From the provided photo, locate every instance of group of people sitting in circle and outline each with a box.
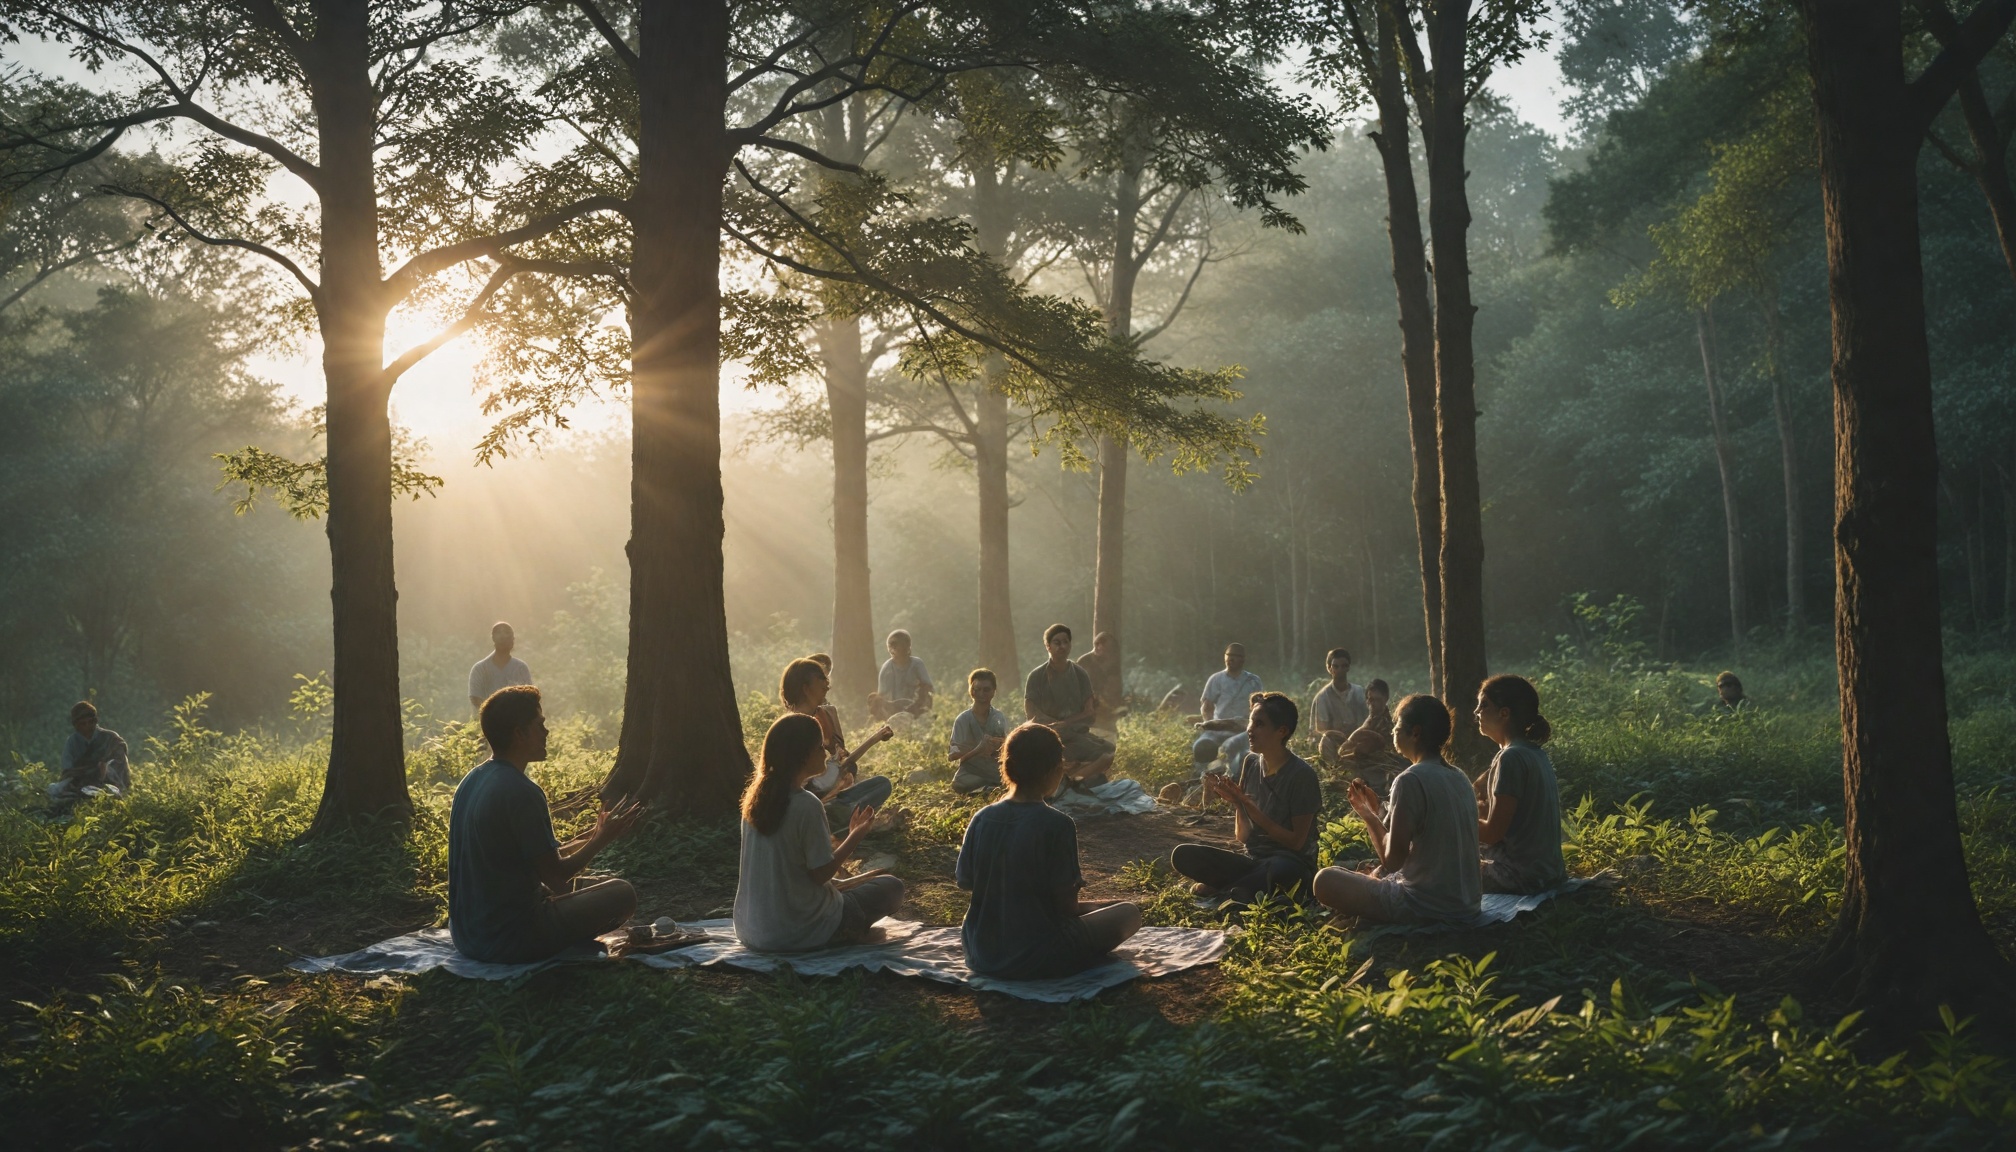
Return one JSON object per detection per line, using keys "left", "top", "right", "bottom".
{"left": 443, "top": 622, "right": 1568, "bottom": 983}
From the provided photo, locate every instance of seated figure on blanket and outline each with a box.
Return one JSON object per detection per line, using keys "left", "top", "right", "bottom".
{"left": 1312, "top": 694, "right": 1481, "bottom": 925}
{"left": 449, "top": 686, "right": 642, "bottom": 963}
{"left": 956, "top": 723, "right": 1142, "bottom": 979}
{"left": 868, "top": 629, "right": 934, "bottom": 720}
{"left": 734, "top": 713, "right": 905, "bottom": 952}
{"left": 1310, "top": 648, "right": 1368, "bottom": 766}
{"left": 1191, "top": 643, "right": 1263, "bottom": 775}
{"left": 1332, "top": 679, "right": 1407, "bottom": 788}
{"left": 51, "top": 700, "right": 130, "bottom": 806}
{"left": 1073, "top": 631, "right": 1125, "bottom": 731}
{"left": 781, "top": 658, "right": 899, "bottom": 830}
{"left": 1024, "top": 624, "right": 1115, "bottom": 789}
{"left": 1170, "top": 693, "right": 1323, "bottom": 908}
{"left": 1474, "top": 675, "right": 1567, "bottom": 895}
{"left": 949, "top": 668, "right": 1009, "bottom": 794}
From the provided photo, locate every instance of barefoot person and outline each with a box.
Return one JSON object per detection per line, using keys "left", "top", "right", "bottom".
{"left": 468, "top": 622, "right": 532, "bottom": 714}
{"left": 733, "top": 713, "right": 905, "bottom": 951}
{"left": 869, "top": 629, "right": 935, "bottom": 720}
{"left": 1191, "top": 643, "right": 1263, "bottom": 775}
{"left": 1311, "top": 648, "right": 1369, "bottom": 767}
{"left": 781, "top": 658, "right": 895, "bottom": 819}
{"left": 956, "top": 723, "right": 1142, "bottom": 979}
{"left": 1170, "top": 693, "right": 1322, "bottom": 907}
{"left": 449, "top": 686, "right": 642, "bottom": 963}
{"left": 949, "top": 668, "right": 1009, "bottom": 794}
{"left": 1312, "top": 694, "right": 1480, "bottom": 925}
{"left": 1023, "top": 624, "right": 1115, "bottom": 787}
{"left": 50, "top": 701, "right": 130, "bottom": 805}
{"left": 1474, "top": 675, "right": 1567, "bottom": 895}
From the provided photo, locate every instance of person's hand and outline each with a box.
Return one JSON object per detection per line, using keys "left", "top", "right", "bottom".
{"left": 593, "top": 796, "right": 646, "bottom": 843}
{"left": 1346, "top": 779, "right": 1380, "bottom": 822}
{"left": 873, "top": 724, "right": 895, "bottom": 744}
{"left": 983, "top": 735, "right": 1003, "bottom": 752}
{"left": 1207, "top": 774, "right": 1248, "bottom": 809}
{"left": 1189, "top": 716, "right": 1206, "bottom": 728}
{"left": 847, "top": 803, "right": 877, "bottom": 838}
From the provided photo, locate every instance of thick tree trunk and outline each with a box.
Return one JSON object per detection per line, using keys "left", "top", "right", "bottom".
{"left": 1093, "top": 154, "right": 1143, "bottom": 680}
{"left": 1367, "top": 6, "right": 1444, "bottom": 696}
{"left": 604, "top": 0, "right": 748, "bottom": 817}
{"left": 307, "top": 0, "right": 409, "bottom": 834}
{"left": 1699, "top": 304, "right": 1748, "bottom": 650}
{"left": 1800, "top": 0, "right": 2013, "bottom": 1037}
{"left": 817, "top": 316, "right": 877, "bottom": 711}
{"left": 1424, "top": 2, "right": 1490, "bottom": 764}
{"left": 1763, "top": 291, "right": 1804, "bottom": 635}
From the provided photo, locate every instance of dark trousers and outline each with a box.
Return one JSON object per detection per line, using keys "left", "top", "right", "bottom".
{"left": 1171, "top": 843, "right": 1315, "bottom": 904}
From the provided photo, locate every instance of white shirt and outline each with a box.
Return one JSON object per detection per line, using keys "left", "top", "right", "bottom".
{"left": 733, "top": 789, "right": 844, "bottom": 951}
{"left": 1200, "top": 668, "right": 1264, "bottom": 721}
{"left": 469, "top": 654, "right": 532, "bottom": 708}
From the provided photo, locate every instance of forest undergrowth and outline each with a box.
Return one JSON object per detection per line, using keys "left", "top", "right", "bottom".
{"left": 6, "top": 633, "right": 2016, "bottom": 1149}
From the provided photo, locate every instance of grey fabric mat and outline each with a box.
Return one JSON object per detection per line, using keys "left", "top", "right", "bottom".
{"left": 1048, "top": 778, "right": 1160, "bottom": 817}
{"left": 289, "top": 929, "right": 605, "bottom": 981}
{"left": 1343, "top": 874, "right": 1613, "bottom": 944}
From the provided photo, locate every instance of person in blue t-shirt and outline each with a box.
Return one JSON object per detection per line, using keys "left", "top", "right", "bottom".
{"left": 449, "top": 686, "right": 644, "bottom": 963}
{"left": 955, "top": 723, "right": 1142, "bottom": 979}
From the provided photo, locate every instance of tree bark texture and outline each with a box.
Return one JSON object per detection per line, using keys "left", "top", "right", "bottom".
{"left": 308, "top": 0, "right": 410, "bottom": 834}
{"left": 1367, "top": 1, "right": 1444, "bottom": 697}
{"left": 1763, "top": 292, "right": 1805, "bottom": 635}
{"left": 1800, "top": 0, "right": 2013, "bottom": 1034}
{"left": 1698, "top": 305, "right": 1748, "bottom": 650}
{"left": 604, "top": 0, "right": 749, "bottom": 818}
{"left": 971, "top": 165, "right": 1019, "bottom": 684}
{"left": 1092, "top": 153, "right": 1143, "bottom": 684}
{"left": 1424, "top": 0, "right": 1490, "bottom": 764}
{"left": 818, "top": 316, "right": 877, "bottom": 712}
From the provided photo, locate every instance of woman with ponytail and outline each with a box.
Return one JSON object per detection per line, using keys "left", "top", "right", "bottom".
{"left": 1312, "top": 694, "right": 1481, "bottom": 923}
{"left": 1473, "top": 675, "right": 1567, "bottom": 894}
{"left": 733, "top": 714, "right": 905, "bottom": 951}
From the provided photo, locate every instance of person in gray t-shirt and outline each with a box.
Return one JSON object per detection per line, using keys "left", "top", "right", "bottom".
{"left": 1474, "top": 675, "right": 1567, "bottom": 894}
{"left": 469, "top": 622, "right": 533, "bottom": 713}
{"left": 871, "top": 629, "right": 935, "bottom": 719}
{"left": 1312, "top": 694, "right": 1481, "bottom": 924}
{"left": 949, "top": 669, "right": 1010, "bottom": 793}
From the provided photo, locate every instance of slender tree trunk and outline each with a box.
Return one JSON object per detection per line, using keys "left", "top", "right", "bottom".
{"left": 1699, "top": 304, "right": 1748, "bottom": 651}
{"left": 971, "top": 165, "right": 1019, "bottom": 683}
{"left": 1955, "top": 71, "right": 2016, "bottom": 291}
{"left": 1424, "top": 2, "right": 1490, "bottom": 764}
{"left": 1763, "top": 290, "right": 1805, "bottom": 635}
{"left": 817, "top": 316, "right": 877, "bottom": 711}
{"left": 1799, "top": 0, "right": 2013, "bottom": 1037}
{"left": 1093, "top": 152, "right": 1143, "bottom": 676}
{"left": 1367, "top": 6, "right": 1443, "bottom": 695}
{"left": 1947, "top": 467, "right": 1990, "bottom": 627}
{"left": 604, "top": 0, "right": 748, "bottom": 817}
{"left": 308, "top": 0, "right": 409, "bottom": 834}
{"left": 2002, "top": 461, "right": 2016, "bottom": 633}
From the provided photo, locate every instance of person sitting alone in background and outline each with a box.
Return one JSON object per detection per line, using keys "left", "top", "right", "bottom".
{"left": 1311, "top": 648, "right": 1369, "bottom": 767}
{"left": 1333, "top": 679, "right": 1406, "bottom": 791}
{"left": 1170, "top": 692, "right": 1323, "bottom": 909}
{"left": 869, "top": 629, "right": 934, "bottom": 720}
{"left": 949, "top": 668, "right": 1009, "bottom": 794}
{"left": 1474, "top": 675, "right": 1567, "bottom": 895}
{"left": 733, "top": 713, "right": 905, "bottom": 952}
{"left": 956, "top": 723, "right": 1142, "bottom": 979}
{"left": 448, "top": 686, "right": 642, "bottom": 963}
{"left": 1191, "top": 642, "right": 1263, "bottom": 775}
{"left": 1024, "top": 624, "right": 1115, "bottom": 789}
{"left": 1715, "top": 670, "right": 1747, "bottom": 712}
{"left": 468, "top": 621, "right": 533, "bottom": 716}
{"left": 1074, "top": 631, "right": 1125, "bottom": 731}
{"left": 779, "top": 658, "right": 898, "bottom": 830}
{"left": 1312, "top": 694, "right": 1481, "bottom": 925}
{"left": 50, "top": 700, "right": 129, "bottom": 805}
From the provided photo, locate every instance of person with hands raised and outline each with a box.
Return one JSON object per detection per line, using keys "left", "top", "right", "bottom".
{"left": 734, "top": 713, "right": 906, "bottom": 952}
{"left": 1169, "top": 693, "right": 1324, "bottom": 909}
{"left": 450, "top": 686, "right": 642, "bottom": 963}
{"left": 1313, "top": 694, "right": 1481, "bottom": 925}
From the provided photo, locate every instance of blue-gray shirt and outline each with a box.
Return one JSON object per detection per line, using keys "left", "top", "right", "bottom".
{"left": 956, "top": 799, "right": 1086, "bottom": 977}
{"left": 448, "top": 759, "right": 558, "bottom": 961}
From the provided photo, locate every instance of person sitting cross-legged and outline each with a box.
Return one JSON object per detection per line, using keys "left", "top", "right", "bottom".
{"left": 1170, "top": 692, "right": 1323, "bottom": 909}
{"left": 1312, "top": 694, "right": 1481, "bottom": 925}
{"left": 50, "top": 700, "right": 130, "bottom": 807}
{"left": 1024, "top": 623, "right": 1115, "bottom": 788}
{"left": 780, "top": 658, "right": 896, "bottom": 824}
{"left": 733, "top": 713, "right": 906, "bottom": 951}
{"left": 1474, "top": 675, "right": 1567, "bottom": 895}
{"left": 869, "top": 629, "right": 935, "bottom": 720}
{"left": 449, "top": 686, "right": 643, "bottom": 964}
{"left": 957, "top": 723, "right": 1142, "bottom": 980}
{"left": 949, "top": 668, "right": 1009, "bottom": 794}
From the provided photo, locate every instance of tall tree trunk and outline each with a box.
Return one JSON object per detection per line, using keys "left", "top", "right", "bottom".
{"left": 1367, "top": 5, "right": 1443, "bottom": 695}
{"left": 1947, "top": 467, "right": 1991, "bottom": 627}
{"left": 604, "top": 0, "right": 748, "bottom": 817}
{"left": 1424, "top": 2, "right": 1490, "bottom": 764}
{"left": 308, "top": 0, "right": 409, "bottom": 834}
{"left": 1093, "top": 151, "right": 1144, "bottom": 678}
{"left": 1699, "top": 304, "right": 1748, "bottom": 651}
{"left": 2002, "top": 461, "right": 2016, "bottom": 633}
{"left": 1799, "top": 0, "right": 2013, "bottom": 1036}
{"left": 971, "top": 165, "right": 1019, "bottom": 683}
{"left": 817, "top": 315, "right": 877, "bottom": 711}
{"left": 1763, "top": 290, "right": 1804, "bottom": 635}
{"left": 1955, "top": 68, "right": 2016, "bottom": 291}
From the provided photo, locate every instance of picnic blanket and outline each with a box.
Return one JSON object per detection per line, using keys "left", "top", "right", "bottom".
{"left": 1048, "top": 778, "right": 1160, "bottom": 818}
{"left": 634, "top": 918, "right": 1225, "bottom": 1002}
{"left": 290, "top": 919, "right": 1228, "bottom": 1003}
{"left": 1344, "top": 875, "right": 1610, "bottom": 944}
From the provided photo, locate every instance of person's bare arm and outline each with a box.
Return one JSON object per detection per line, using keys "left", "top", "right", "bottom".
{"left": 952, "top": 735, "right": 1002, "bottom": 764}
{"left": 1479, "top": 793, "right": 1519, "bottom": 846}
{"left": 808, "top": 806, "right": 875, "bottom": 886}
{"left": 534, "top": 799, "right": 645, "bottom": 894}
{"left": 1210, "top": 776, "right": 1316, "bottom": 853}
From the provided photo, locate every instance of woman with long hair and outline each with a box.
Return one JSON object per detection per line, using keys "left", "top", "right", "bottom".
{"left": 1474, "top": 675, "right": 1567, "bottom": 894}
{"left": 781, "top": 657, "right": 897, "bottom": 827}
{"left": 1312, "top": 694, "right": 1480, "bottom": 924}
{"left": 732, "top": 713, "right": 904, "bottom": 951}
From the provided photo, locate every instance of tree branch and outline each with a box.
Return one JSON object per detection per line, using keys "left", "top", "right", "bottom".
{"left": 1133, "top": 238, "right": 1214, "bottom": 345}
{"left": 380, "top": 262, "right": 524, "bottom": 384}
{"left": 106, "top": 185, "right": 321, "bottom": 305}
{"left": 1131, "top": 186, "right": 1194, "bottom": 275}
{"left": 740, "top": 133, "right": 865, "bottom": 173}
{"left": 0, "top": 238, "right": 136, "bottom": 315}
{"left": 569, "top": 0, "right": 639, "bottom": 71}
{"left": 381, "top": 195, "right": 632, "bottom": 302}
{"left": 1910, "top": 0, "right": 2016, "bottom": 136}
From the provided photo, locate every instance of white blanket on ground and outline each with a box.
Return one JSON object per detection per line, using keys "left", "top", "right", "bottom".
{"left": 1347, "top": 875, "right": 1610, "bottom": 943}
{"left": 1048, "top": 778, "right": 1160, "bottom": 817}
{"left": 289, "top": 919, "right": 1228, "bottom": 1003}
